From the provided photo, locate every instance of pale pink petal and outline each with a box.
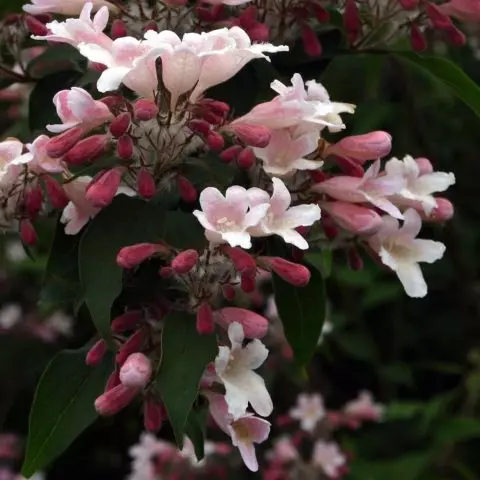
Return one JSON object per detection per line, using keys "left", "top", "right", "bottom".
{"left": 239, "top": 339, "right": 268, "bottom": 370}
{"left": 244, "top": 203, "right": 269, "bottom": 228}
{"left": 269, "top": 178, "right": 291, "bottom": 216}
{"left": 395, "top": 262, "right": 427, "bottom": 298}
{"left": 411, "top": 239, "right": 446, "bottom": 264}
{"left": 222, "top": 231, "right": 252, "bottom": 249}
{"left": 400, "top": 208, "right": 422, "bottom": 238}
{"left": 247, "top": 187, "right": 270, "bottom": 207}
{"left": 97, "top": 66, "right": 131, "bottom": 92}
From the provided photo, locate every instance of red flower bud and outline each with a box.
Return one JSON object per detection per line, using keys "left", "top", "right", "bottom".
{"left": 222, "top": 284, "right": 236, "bottom": 300}
{"left": 215, "top": 307, "right": 269, "bottom": 338}
{"left": 63, "top": 134, "right": 109, "bottom": 165}
{"left": 119, "top": 352, "right": 152, "bottom": 388}
{"left": 240, "top": 273, "right": 256, "bottom": 293}
{"left": 136, "top": 168, "right": 156, "bottom": 199}
{"left": 104, "top": 370, "right": 120, "bottom": 392}
{"left": 446, "top": 25, "right": 466, "bottom": 46}
{"left": 202, "top": 110, "right": 224, "bottom": 125}
{"left": 86, "top": 339, "right": 107, "bottom": 366}
{"left": 426, "top": 2, "right": 452, "bottom": 29}
{"left": 196, "top": 302, "right": 215, "bottom": 335}
{"left": 20, "top": 219, "right": 37, "bottom": 245}
{"left": 109, "top": 112, "right": 131, "bottom": 138}
{"left": 248, "top": 23, "right": 270, "bottom": 42}
{"left": 420, "top": 197, "right": 454, "bottom": 223}
{"left": 134, "top": 99, "right": 159, "bottom": 121}
{"left": 323, "top": 202, "right": 383, "bottom": 235}
{"left": 25, "top": 15, "right": 48, "bottom": 36}
{"left": 116, "top": 329, "right": 147, "bottom": 366}
{"left": 220, "top": 145, "right": 242, "bottom": 163}
{"left": 85, "top": 168, "right": 122, "bottom": 208}
{"left": 117, "top": 243, "right": 167, "bottom": 269}
{"left": 326, "top": 131, "right": 392, "bottom": 163}
{"left": 239, "top": 5, "right": 258, "bottom": 28}
{"left": 398, "top": 0, "right": 418, "bottom": 9}
{"left": 230, "top": 123, "right": 271, "bottom": 147}
{"left": 91, "top": 62, "right": 107, "bottom": 73}
{"left": 111, "top": 310, "right": 143, "bottom": 333}
{"left": 171, "top": 249, "right": 199, "bottom": 274}
{"left": 95, "top": 384, "right": 139, "bottom": 416}
{"left": 410, "top": 24, "right": 427, "bottom": 52}
{"left": 310, "top": 3, "right": 330, "bottom": 22}
{"left": 237, "top": 147, "right": 256, "bottom": 169}
{"left": 46, "top": 127, "right": 84, "bottom": 158}
{"left": 260, "top": 256, "right": 311, "bottom": 287}
{"left": 111, "top": 19, "right": 127, "bottom": 39}
{"left": 159, "top": 266, "right": 174, "bottom": 278}
{"left": 415, "top": 157, "right": 433, "bottom": 175}
{"left": 116, "top": 134, "right": 134, "bottom": 160}
{"left": 301, "top": 24, "right": 322, "bottom": 56}
{"left": 24, "top": 186, "right": 43, "bottom": 217}
{"left": 206, "top": 131, "right": 225, "bottom": 151}
{"left": 332, "top": 155, "right": 364, "bottom": 177}
{"left": 144, "top": 398, "right": 165, "bottom": 432}
{"left": 321, "top": 214, "right": 339, "bottom": 240}
{"left": 43, "top": 175, "right": 68, "bottom": 209}
{"left": 100, "top": 95, "right": 125, "bottom": 111}
{"left": 344, "top": 0, "right": 360, "bottom": 42}
{"left": 188, "top": 119, "right": 211, "bottom": 136}
{"left": 223, "top": 246, "right": 257, "bottom": 275}
{"left": 177, "top": 175, "right": 197, "bottom": 203}
{"left": 309, "top": 170, "right": 327, "bottom": 183}
{"left": 199, "top": 99, "right": 230, "bottom": 116}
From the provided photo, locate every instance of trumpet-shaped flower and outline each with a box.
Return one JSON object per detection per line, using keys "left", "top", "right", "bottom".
{"left": 23, "top": 0, "right": 117, "bottom": 16}
{"left": 215, "top": 322, "right": 272, "bottom": 418}
{"left": 289, "top": 393, "right": 326, "bottom": 432}
{"left": 0, "top": 139, "right": 32, "bottom": 188}
{"left": 385, "top": 155, "right": 455, "bottom": 215}
{"left": 193, "top": 185, "right": 269, "bottom": 249}
{"left": 368, "top": 209, "right": 446, "bottom": 298}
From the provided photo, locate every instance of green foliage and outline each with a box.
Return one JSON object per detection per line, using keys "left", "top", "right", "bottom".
{"left": 185, "top": 402, "right": 210, "bottom": 461}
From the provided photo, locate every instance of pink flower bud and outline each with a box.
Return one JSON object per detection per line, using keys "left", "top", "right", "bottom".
{"left": 86, "top": 339, "right": 107, "bottom": 366}
{"left": 239, "top": 5, "right": 257, "bottom": 28}
{"left": 159, "top": 266, "right": 173, "bottom": 278}
{"left": 117, "top": 134, "right": 134, "bottom": 160}
{"left": 223, "top": 246, "right": 257, "bottom": 275}
{"left": 134, "top": 99, "right": 159, "bottom": 121}
{"left": 109, "top": 112, "right": 131, "bottom": 138}
{"left": 220, "top": 145, "right": 242, "bottom": 163}
{"left": 327, "top": 131, "right": 392, "bottom": 163}
{"left": 64, "top": 134, "right": 109, "bottom": 165}
{"left": 188, "top": 119, "right": 211, "bottom": 136}
{"left": 177, "top": 175, "right": 198, "bottom": 203}
{"left": 100, "top": 95, "right": 125, "bottom": 112}
{"left": 310, "top": 3, "right": 330, "bottom": 22}
{"left": 171, "top": 249, "right": 199, "bottom": 274}
{"left": 111, "top": 310, "right": 143, "bottom": 333}
{"left": 230, "top": 123, "right": 271, "bottom": 148}
{"left": 237, "top": 147, "right": 256, "bottom": 169}
{"left": 344, "top": 0, "right": 360, "bottom": 42}
{"left": 426, "top": 2, "right": 452, "bottom": 29}
{"left": 202, "top": 111, "right": 223, "bottom": 125}
{"left": 20, "top": 220, "right": 37, "bottom": 245}
{"left": 199, "top": 99, "right": 230, "bottom": 116}
{"left": 25, "top": 15, "right": 48, "bottom": 36}
{"left": 415, "top": 157, "right": 433, "bottom": 175}
{"left": 323, "top": 202, "right": 383, "bottom": 235}
{"left": 197, "top": 302, "right": 215, "bottom": 335}
{"left": 117, "top": 243, "right": 167, "bottom": 269}
{"left": 321, "top": 215, "right": 339, "bottom": 240}
{"left": 119, "top": 352, "right": 152, "bottom": 388}
{"left": 195, "top": 6, "right": 215, "bottom": 21}
{"left": 24, "top": 186, "right": 43, "bottom": 217}
{"left": 95, "top": 384, "right": 139, "bottom": 416}
{"left": 215, "top": 307, "right": 269, "bottom": 338}
{"left": 309, "top": 170, "right": 327, "bottom": 183}
{"left": 85, "top": 168, "right": 122, "bottom": 208}
{"left": 301, "top": 24, "right": 322, "bottom": 56}
{"left": 116, "top": 329, "right": 147, "bottom": 366}
{"left": 43, "top": 175, "right": 68, "bottom": 209}
{"left": 144, "top": 398, "right": 165, "bottom": 432}
{"left": 260, "top": 256, "right": 311, "bottom": 287}
{"left": 136, "top": 168, "right": 156, "bottom": 199}
{"left": 46, "top": 127, "right": 84, "bottom": 158}
{"left": 347, "top": 247, "right": 363, "bottom": 271}
{"left": 111, "top": 19, "right": 127, "bottom": 39}
{"left": 104, "top": 370, "right": 120, "bottom": 392}
{"left": 446, "top": 25, "right": 466, "bottom": 46}
{"left": 240, "top": 272, "right": 256, "bottom": 292}
{"left": 331, "top": 155, "right": 364, "bottom": 177}
{"left": 410, "top": 24, "right": 427, "bottom": 52}
{"left": 222, "top": 284, "right": 236, "bottom": 300}
{"left": 420, "top": 197, "right": 454, "bottom": 223}
{"left": 248, "top": 23, "right": 270, "bottom": 42}
{"left": 206, "top": 132, "right": 225, "bottom": 151}
{"left": 398, "top": 0, "right": 418, "bottom": 9}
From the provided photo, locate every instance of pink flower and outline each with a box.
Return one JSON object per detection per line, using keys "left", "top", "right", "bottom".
{"left": 311, "top": 159, "right": 405, "bottom": 219}
{"left": 311, "top": 441, "right": 346, "bottom": 478}
{"left": 25, "top": 135, "right": 64, "bottom": 173}
{"left": 247, "top": 177, "right": 321, "bottom": 249}
{"left": 368, "top": 209, "right": 446, "bottom": 297}
{"left": 289, "top": 393, "right": 325, "bottom": 432}
{"left": 47, "top": 87, "right": 113, "bottom": 133}
{"left": 193, "top": 185, "right": 269, "bottom": 249}
{"left": 438, "top": 0, "right": 480, "bottom": 22}
{"left": 0, "top": 138, "right": 32, "bottom": 188}
{"left": 23, "top": 0, "right": 118, "bottom": 16}
{"left": 343, "top": 391, "right": 384, "bottom": 422}
{"left": 266, "top": 436, "right": 299, "bottom": 464}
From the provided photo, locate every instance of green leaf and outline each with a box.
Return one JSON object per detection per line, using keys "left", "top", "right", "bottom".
{"left": 436, "top": 417, "right": 480, "bottom": 445}
{"left": 185, "top": 403, "right": 209, "bottom": 461}
{"left": 27, "top": 45, "right": 87, "bottom": 80}
{"left": 21, "top": 345, "right": 113, "bottom": 477}
{"left": 270, "top": 244, "right": 326, "bottom": 366}
{"left": 155, "top": 312, "right": 217, "bottom": 447}
{"left": 396, "top": 52, "right": 480, "bottom": 118}
{"left": 305, "top": 249, "right": 333, "bottom": 279}
{"left": 334, "top": 330, "right": 377, "bottom": 361}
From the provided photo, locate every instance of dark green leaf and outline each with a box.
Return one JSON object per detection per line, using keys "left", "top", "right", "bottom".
{"left": 27, "top": 45, "right": 87, "bottom": 80}
{"left": 185, "top": 403, "right": 209, "bottom": 461}
{"left": 21, "top": 345, "right": 113, "bottom": 477}
{"left": 436, "top": 417, "right": 480, "bottom": 445}
{"left": 334, "top": 330, "right": 378, "bottom": 361}
{"left": 305, "top": 249, "right": 333, "bottom": 279}
{"left": 155, "top": 312, "right": 217, "bottom": 447}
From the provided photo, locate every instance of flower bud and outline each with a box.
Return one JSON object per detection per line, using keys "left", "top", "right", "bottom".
{"left": 344, "top": 0, "right": 360, "bottom": 42}
{"left": 25, "top": 15, "right": 48, "bottom": 35}
{"left": 415, "top": 157, "right": 433, "bottom": 175}
{"left": 90, "top": 62, "right": 107, "bottom": 73}
{"left": 347, "top": 247, "right": 363, "bottom": 271}
{"left": 119, "top": 352, "right": 152, "bottom": 388}
{"left": 220, "top": 145, "right": 242, "bottom": 163}
{"left": 144, "top": 399, "right": 165, "bottom": 432}
{"left": 199, "top": 99, "right": 230, "bottom": 116}
{"left": 117, "top": 243, "right": 167, "bottom": 269}
{"left": 136, "top": 168, "right": 156, "bottom": 199}
{"left": 24, "top": 186, "right": 43, "bottom": 217}
{"left": 323, "top": 202, "right": 383, "bottom": 235}
{"left": 63, "top": 134, "right": 109, "bottom": 165}
{"left": 326, "top": 131, "right": 392, "bottom": 163}
{"left": 43, "top": 175, "right": 68, "bottom": 209}
{"left": 248, "top": 22, "right": 270, "bottom": 42}
{"left": 95, "top": 384, "right": 139, "bottom": 416}
{"left": 309, "top": 170, "right": 327, "bottom": 183}
{"left": 237, "top": 147, "right": 256, "bottom": 169}
{"left": 111, "top": 310, "right": 143, "bottom": 333}
{"left": 410, "top": 24, "right": 427, "bottom": 52}
{"left": 215, "top": 307, "right": 269, "bottom": 338}
{"left": 171, "top": 249, "right": 199, "bottom": 274}
{"left": 260, "top": 256, "right": 311, "bottom": 287}
{"left": 177, "top": 175, "right": 198, "bottom": 203}
{"left": 426, "top": 2, "right": 452, "bottom": 29}
{"left": 85, "top": 168, "right": 122, "bottom": 208}
{"left": 134, "top": 99, "right": 159, "bottom": 121}
{"left": 109, "top": 112, "right": 131, "bottom": 138}
{"left": 117, "top": 134, "right": 134, "bottom": 160}
{"left": 144, "top": 20, "right": 158, "bottom": 32}
{"left": 230, "top": 123, "right": 271, "bottom": 148}
{"left": 188, "top": 119, "right": 211, "bottom": 136}
{"left": 420, "top": 197, "right": 454, "bottom": 223}
{"left": 86, "top": 339, "right": 107, "bottom": 366}
{"left": 46, "top": 127, "right": 84, "bottom": 158}
{"left": 222, "top": 284, "right": 236, "bottom": 300}
{"left": 104, "top": 370, "right": 120, "bottom": 392}
{"left": 321, "top": 214, "right": 339, "bottom": 240}
{"left": 223, "top": 246, "right": 257, "bottom": 275}
{"left": 239, "top": 5, "right": 257, "bottom": 28}
{"left": 206, "top": 132, "right": 225, "bottom": 151}
{"left": 301, "top": 24, "right": 322, "bottom": 56}
{"left": 202, "top": 110, "right": 223, "bottom": 125}
{"left": 100, "top": 95, "right": 125, "bottom": 111}
{"left": 159, "top": 266, "right": 173, "bottom": 278}
{"left": 446, "top": 25, "right": 466, "bottom": 46}
{"left": 398, "top": 0, "right": 418, "bottom": 9}
{"left": 332, "top": 155, "right": 364, "bottom": 177}
{"left": 111, "top": 19, "right": 127, "bottom": 39}
{"left": 20, "top": 220, "right": 37, "bottom": 245}
{"left": 116, "top": 329, "right": 147, "bottom": 366}
{"left": 240, "top": 272, "right": 256, "bottom": 293}
{"left": 310, "top": 3, "right": 330, "bottom": 22}
{"left": 196, "top": 302, "right": 215, "bottom": 335}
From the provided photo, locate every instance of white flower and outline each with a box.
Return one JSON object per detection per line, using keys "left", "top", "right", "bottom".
{"left": 0, "top": 304, "right": 22, "bottom": 330}
{"left": 215, "top": 322, "right": 273, "bottom": 419}
{"left": 385, "top": 155, "right": 455, "bottom": 214}
{"left": 343, "top": 391, "right": 384, "bottom": 422}
{"left": 193, "top": 185, "right": 269, "bottom": 249}
{"left": 289, "top": 393, "right": 326, "bottom": 432}
{"left": 368, "top": 209, "right": 446, "bottom": 298}
{"left": 247, "top": 177, "right": 321, "bottom": 250}
{"left": 311, "top": 441, "right": 346, "bottom": 478}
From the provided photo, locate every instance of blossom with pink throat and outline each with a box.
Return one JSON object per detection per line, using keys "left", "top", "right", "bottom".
{"left": 368, "top": 209, "right": 446, "bottom": 298}
{"left": 289, "top": 393, "right": 326, "bottom": 432}
{"left": 343, "top": 391, "right": 384, "bottom": 423}
{"left": 311, "top": 440, "right": 347, "bottom": 478}
{"left": 193, "top": 185, "right": 269, "bottom": 249}
{"left": 247, "top": 177, "right": 321, "bottom": 249}
{"left": 47, "top": 87, "right": 113, "bottom": 133}
{"left": 23, "top": 0, "right": 117, "bottom": 16}
{"left": 215, "top": 322, "right": 272, "bottom": 418}
{"left": 385, "top": 155, "right": 455, "bottom": 215}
